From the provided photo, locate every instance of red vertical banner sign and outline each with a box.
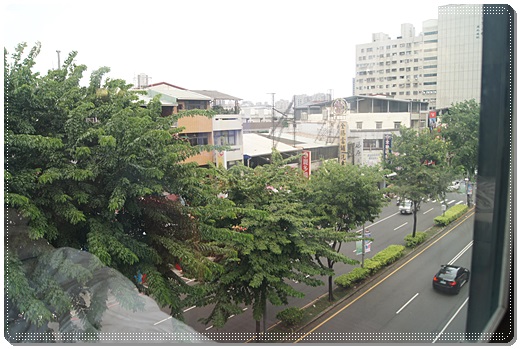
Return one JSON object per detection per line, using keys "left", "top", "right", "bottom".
{"left": 301, "top": 150, "right": 311, "bottom": 179}
{"left": 428, "top": 111, "right": 437, "bottom": 131}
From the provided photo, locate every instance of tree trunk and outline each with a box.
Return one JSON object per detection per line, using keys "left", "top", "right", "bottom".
{"left": 263, "top": 301, "right": 267, "bottom": 341}
{"left": 255, "top": 320, "right": 261, "bottom": 342}
{"left": 327, "top": 258, "right": 334, "bottom": 301}
{"left": 412, "top": 202, "right": 418, "bottom": 237}
{"left": 328, "top": 275, "right": 334, "bottom": 301}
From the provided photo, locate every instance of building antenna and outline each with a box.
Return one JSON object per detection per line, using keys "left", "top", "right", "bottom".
{"left": 56, "top": 50, "right": 61, "bottom": 69}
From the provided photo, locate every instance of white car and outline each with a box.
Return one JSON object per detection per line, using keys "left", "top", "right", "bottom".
{"left": 447, "top": 181, "right": 461, "bottom": 191}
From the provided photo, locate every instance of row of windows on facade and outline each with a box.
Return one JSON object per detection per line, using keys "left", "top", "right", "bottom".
{"left": 359, "top": 33, "right": 438, "bottom": 52}
{"left": 358, "top": 56, "right": 438, "bottom": 64}
{"left": 356, "top": 121, "right": 402, "bottom": 130}
{"left": 357, "top": 82, "right": 437, "bottom": 89}
{"left": 359, "top": 73, "right": 438, "bottom": 83}
{"left": 359, "top": 48, "right": 438, "bottom": 59}
{"left": 357, "top": 65, "right": 438, "bottom": 73}
{"left": 183, "top": 130, "right": 239, "bottom": 147}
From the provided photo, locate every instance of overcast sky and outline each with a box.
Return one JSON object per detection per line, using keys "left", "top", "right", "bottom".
{"left": 2, "top": 0, "right": 504, "bottom": 103}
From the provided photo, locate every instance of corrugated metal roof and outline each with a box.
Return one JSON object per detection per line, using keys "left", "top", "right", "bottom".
{"left": 191, "top": 90, "right": 242, "bottom": 101}
{"left": 146, "top": 84, "right": 212, "bottom": 101}
{"left": 138, "top": 90, "right": 178, "bottom": 106}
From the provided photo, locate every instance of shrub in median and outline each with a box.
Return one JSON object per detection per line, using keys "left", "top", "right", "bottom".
{"left": 434, "top": 204, "right": 469, "bottom": 226}
{"left": 404, "top": 232, "right": 428, "bottom": 247}
{"left": 334, "top": 245, "right": 405, "bottom": 288}
{"left": 370, "top": 244, "right": 405, "bottom": 267}
{"left": 276, "top": 307, "right": 304, "bottom": 327}
{"left": 334, "top": 267, "right": 371, "bottom": 288}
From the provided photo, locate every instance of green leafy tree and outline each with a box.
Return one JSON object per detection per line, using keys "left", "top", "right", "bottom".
{"left": 191, "top": 151, "right": 332, "bottom": 340}
{"left": 440, "top": 99, "right": 480, "bottom": 181}
{"left": 4, "top": 43, "right": 239, "bottom": 329}
{"left": 384, "top": 127, "right": 452, "bottom": 237}
{"left": 308, "top": 161, "right": 385, "bottom": 301}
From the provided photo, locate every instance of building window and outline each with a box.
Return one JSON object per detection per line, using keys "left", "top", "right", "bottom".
{"left": 394, "top": 121, "right": 402, "bottom": 129}
{"left": 184, "top": 133, "right": 209, "bottom": 146}
{"left": 376, "top": 121, "right": 382, "bottom": 129}
{"left": 214, "top": 130, "right": 237, "bottom": 146}
{"left": 356, "top": 122, "right": 363, "bottom": 129}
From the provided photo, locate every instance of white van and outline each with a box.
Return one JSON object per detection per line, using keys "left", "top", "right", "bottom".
{"left": 399, "top": 199, "right": 418, "bottom": 214}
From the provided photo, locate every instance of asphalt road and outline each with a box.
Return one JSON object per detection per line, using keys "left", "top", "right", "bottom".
{"left": 294, "top": 208, "right": 475, "bottom": 344}
{"left": 162, "top": 190, "right": 470, "bottom": 341}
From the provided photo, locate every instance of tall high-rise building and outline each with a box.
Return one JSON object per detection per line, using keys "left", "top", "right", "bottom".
{"left": 436, "top": 4, "right": 483, "bottom": 109}
{"left": 355, "top": 4, "right": 484, "bottom": 111}
{"left": 354, "top": 21, "right": 438, "bottom": 110}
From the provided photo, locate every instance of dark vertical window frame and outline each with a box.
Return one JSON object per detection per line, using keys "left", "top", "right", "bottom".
{"left": 465, "top": 4, "right": 515, "bottom": 343}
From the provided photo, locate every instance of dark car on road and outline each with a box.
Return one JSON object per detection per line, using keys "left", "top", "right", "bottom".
{"left": 432, "top": 265, "right": 470, "bottom": 294}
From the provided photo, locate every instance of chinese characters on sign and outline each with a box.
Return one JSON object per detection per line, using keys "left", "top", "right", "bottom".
{"left": 383, "top": 134, "right": 392, "bottom": 161}
{"left": 339, "top": 122, "right": 348, "bottom": 165}
{"left": 353, "top": 139, "right": 363, "bottom": 165}
{"left": 301, "top": 150, "right": 311, "bottom": 178}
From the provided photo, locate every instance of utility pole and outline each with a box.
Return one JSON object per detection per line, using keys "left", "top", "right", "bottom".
{"left": 56, "top": 50, "right": 61, "bottom": 69}
{"left": 268, "top": 93, "right": 275, "bottom": 156}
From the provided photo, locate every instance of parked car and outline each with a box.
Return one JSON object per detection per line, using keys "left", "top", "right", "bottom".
{"left": 432, "top": 265, "right": 470, "bottom": 294}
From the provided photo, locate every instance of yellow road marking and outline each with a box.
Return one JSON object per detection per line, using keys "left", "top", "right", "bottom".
{"left": 294, "top": 210, "right": 475, "bottom": 343}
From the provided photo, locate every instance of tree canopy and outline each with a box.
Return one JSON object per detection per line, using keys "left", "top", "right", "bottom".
{"left": 440, "top": 99, "right": 480, "bottom": 181}
{"left": 383, "top": 127, "right": 452, "bottom": 236}
{"left": 4, "top": 42, "right": 241, "bottom": 326}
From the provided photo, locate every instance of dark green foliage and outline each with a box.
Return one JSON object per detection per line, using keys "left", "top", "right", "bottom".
{"left": 4, "top": 43, "right": 239, "bottom": 328}
{"left": 440, "top": 100, "right": 480, "bottom": 181}
{"left": 384, "top": 127, "right": 453, "bottom": 236}
{"left": 276, "top": 307, "right": 305, "bottom": 327}
{"left": 308, "top": 161, "right": 385, "bottom": 300}
{"left": 191, "top": 152, "right": 333, "bottom": 333}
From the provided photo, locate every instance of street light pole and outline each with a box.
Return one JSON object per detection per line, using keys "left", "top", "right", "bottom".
{"left": 361, "top": 224, "right": 365, "bottom": 268}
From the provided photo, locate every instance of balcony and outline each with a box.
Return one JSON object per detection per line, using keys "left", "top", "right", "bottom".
{"left": 212, "top": 114, "right": 242, "bottom": 131}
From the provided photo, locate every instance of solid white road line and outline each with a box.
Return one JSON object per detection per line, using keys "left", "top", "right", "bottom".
{"left": 396, "top": 293, "right": 419, "bottom": 314}
{"left": 183, "top": 305, "right": 196, "bottom": 313}
{"left": 448, "top": 241, "right": 473, "bottom": 265}
{"left": 154, "top": 316, "right": 172, "bottom": 326}
{"left": 432, "top": 297, "right": 469, "bottom": 343}
{"left": 394, "top": 222, "right": 408, "bottom": 231}
{"left": 423, "top": 208, "right": 434, "bottom": 215}
{"left": 205, "top": 325, "right": 213, "bottom": 330}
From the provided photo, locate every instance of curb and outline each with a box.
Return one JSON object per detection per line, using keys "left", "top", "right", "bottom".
{"left": 270, "top": 207, "right": 475, "bottom": 340}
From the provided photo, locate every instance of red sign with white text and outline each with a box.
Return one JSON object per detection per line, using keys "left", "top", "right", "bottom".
{"left": 301, "top": 150, "right": 311, "bottom": 179}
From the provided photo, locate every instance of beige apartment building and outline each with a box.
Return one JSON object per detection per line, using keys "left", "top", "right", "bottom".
{"left": 139, "top": 82, "right": 244, "bottom": 169}
{"left": 355, "top": 4, "right": 483, "bottom": 112}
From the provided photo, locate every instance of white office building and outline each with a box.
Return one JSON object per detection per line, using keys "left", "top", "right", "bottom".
{"left": 355, "top": 4, "right": 484, "bottom": 112}
{"left": 355, "top": 21, "right": 438, "bottom": 109}
{"left": 436, "top": 4, "right": 483, "bottom": 109}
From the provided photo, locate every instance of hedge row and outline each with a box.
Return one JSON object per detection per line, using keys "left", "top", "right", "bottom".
{"left": 404, "top": 232, "right": 428, "bottom": 247}
{"left": 276, "top": 307, "right": 305, "bottom": 327}
{"left": 334, "top": 244, "right": 405, "bottom": 288}
{"left": 434, "top": 204, "right": 469, "bottom": 226}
